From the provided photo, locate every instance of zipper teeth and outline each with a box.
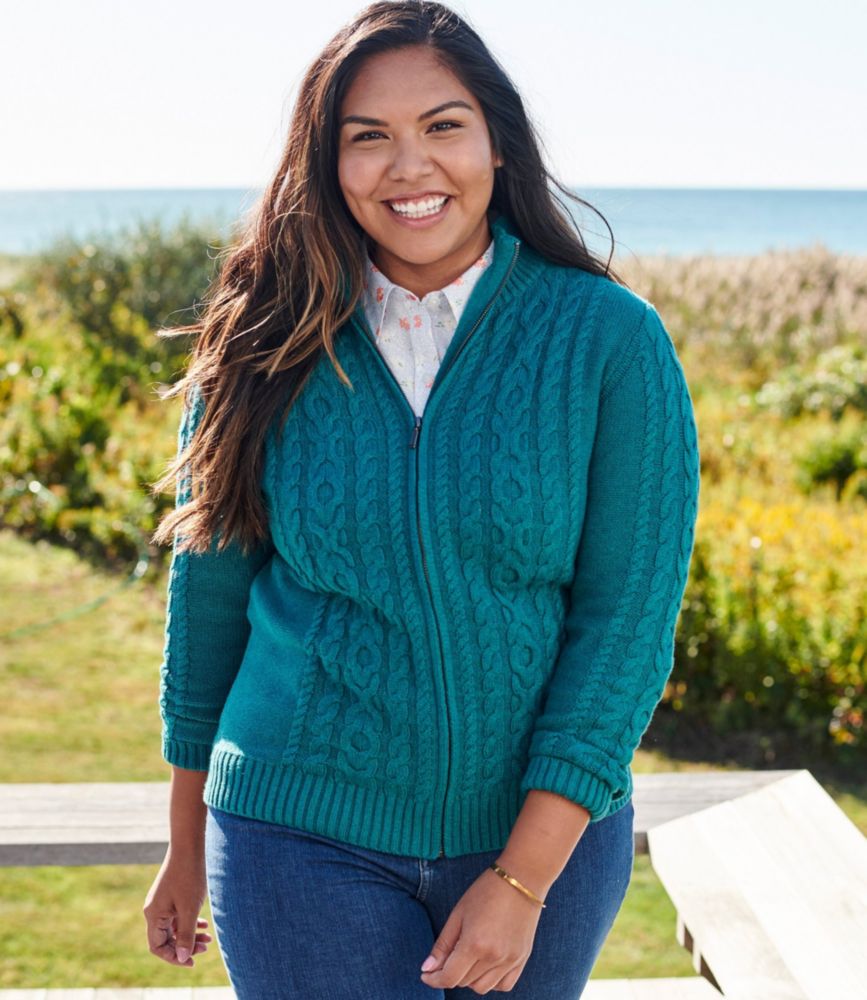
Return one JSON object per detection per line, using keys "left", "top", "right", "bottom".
{"left": 352, "top": 240, "right": 522, "bottom": 858}
{"left": 414, "top": 451, "right": 449, "bottom": 858}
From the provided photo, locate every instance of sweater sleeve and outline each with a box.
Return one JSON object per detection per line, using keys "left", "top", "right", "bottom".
{"left": 158, "top": 385, "right": 276, "bottom": 771}
{"left": 519, "top": 303, "right": 700, "bottom": 820}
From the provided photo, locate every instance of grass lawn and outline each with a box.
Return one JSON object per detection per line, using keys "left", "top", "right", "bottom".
{"left": 0, "top": 527, "right": 862, "bottom": 989}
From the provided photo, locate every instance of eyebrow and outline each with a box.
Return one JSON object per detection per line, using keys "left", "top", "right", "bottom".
{"left": 339, "top": 100, "right": 475, "bottom": 128}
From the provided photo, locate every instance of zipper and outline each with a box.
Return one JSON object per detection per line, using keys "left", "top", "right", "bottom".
{"left": 411, "top": 417, "right": 449, "bottom": 858}
{"left": 352, "top": 240, "right": 521, "bottom": 859}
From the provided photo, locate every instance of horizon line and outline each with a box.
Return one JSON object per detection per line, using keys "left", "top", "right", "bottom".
{"left": 1, "top": 183, "right": 866, "bottom": 194}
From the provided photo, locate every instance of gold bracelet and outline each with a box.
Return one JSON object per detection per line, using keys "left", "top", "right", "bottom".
{"left": 489, "top": 862, "right": 547, "bottom": 908}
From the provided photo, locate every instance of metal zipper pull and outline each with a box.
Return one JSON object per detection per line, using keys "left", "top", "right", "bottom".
{"left": 410, "top": 415, "right": 421, "bottom": 450}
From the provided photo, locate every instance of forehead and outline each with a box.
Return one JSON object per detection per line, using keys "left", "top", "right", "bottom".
{"left": 341, "top": 46, "right": 478, "bottom": 114}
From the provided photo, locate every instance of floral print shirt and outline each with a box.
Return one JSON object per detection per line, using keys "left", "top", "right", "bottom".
{"left": 360, "top": 239, "right": 495, "bottom": 416}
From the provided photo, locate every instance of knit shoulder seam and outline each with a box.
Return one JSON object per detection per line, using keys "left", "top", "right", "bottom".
{"left": 599, "top": 304, "right": 652, "bottom": 402}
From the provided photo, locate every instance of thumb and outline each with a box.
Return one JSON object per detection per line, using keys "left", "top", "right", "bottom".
{"left": 421, "top": 912, "right": 462, "bottom": 973}
{"left": 174, "top": 909, "right": 198, "bottom": 964}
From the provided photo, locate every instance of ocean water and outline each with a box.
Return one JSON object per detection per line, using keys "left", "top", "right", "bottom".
{"left": 0, "top": 187, "right": 865, "bottom": 258}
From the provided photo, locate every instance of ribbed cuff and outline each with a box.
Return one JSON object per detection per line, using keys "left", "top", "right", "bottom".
{"left": 162, "top": 735, "right": 213, "bottom": 772}
{"left": 519, "top": 754, "right": 628, "bottom": 822}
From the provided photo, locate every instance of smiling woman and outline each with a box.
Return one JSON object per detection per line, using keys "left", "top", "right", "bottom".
{"left": 143, "top": 2, "right": 700, "bottom": 998}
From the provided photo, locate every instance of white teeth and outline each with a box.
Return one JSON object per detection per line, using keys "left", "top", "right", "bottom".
{"left": 389, "top": 196, "right": 449, "bottom": 218}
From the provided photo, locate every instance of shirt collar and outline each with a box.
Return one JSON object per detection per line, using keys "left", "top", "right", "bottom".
{"left": 361, "top": 239, "right": 495, "bottom": 336}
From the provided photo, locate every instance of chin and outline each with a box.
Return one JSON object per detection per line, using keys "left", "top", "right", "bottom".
{"left": 385, "top": 225, "right": 476, "bottom": 256}
{"left": 386, "top": 242, "right": 457, "bottom": 264}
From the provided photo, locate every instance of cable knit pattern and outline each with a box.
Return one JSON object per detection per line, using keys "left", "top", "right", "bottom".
{"left": 158, "top": 213, "right": 701, "bottom": 859}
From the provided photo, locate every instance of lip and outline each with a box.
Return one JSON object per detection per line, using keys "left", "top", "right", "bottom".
{"left": 383, "top": 191, "right": 452, "bottom": 205}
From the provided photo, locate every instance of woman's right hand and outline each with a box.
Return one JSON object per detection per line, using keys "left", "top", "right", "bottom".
{"left": 143, "top": 846, "right": 213, "bottom": 966}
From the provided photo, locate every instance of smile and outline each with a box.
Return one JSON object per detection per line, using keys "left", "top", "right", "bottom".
{"left": 387, "top": 195, "right": 451, "bottom": 219}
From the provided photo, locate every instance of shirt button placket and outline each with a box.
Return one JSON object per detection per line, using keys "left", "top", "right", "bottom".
{"left": 417, "top": 294, "right": 445, "bottom": 414}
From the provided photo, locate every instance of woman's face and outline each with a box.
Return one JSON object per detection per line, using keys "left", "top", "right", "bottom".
{"left": 337, "top": 45, "right": 502, "bottom": 297}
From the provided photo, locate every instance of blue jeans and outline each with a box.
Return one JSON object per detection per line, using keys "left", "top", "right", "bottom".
{"left": 204, "top": 799, "right": 634, "bottom": 999}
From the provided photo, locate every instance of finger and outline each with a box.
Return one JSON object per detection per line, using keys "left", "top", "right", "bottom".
{"left": 469, "top": 959, "right": 519, "bottom": 993}
{"left": 151, "top": 939, "right": 190, "bottom": 966}
{"left": 455, "top": 957, "right": 488, "bottom": 989}
{"left": 420, "top": 912, "right": 462, "bottom": 972}
{"left": 422, "top": 947, "right": 478, "bottom": 990}
{"left": 192, "top": 934, "right": 213, "bottom": 955}
{"left": 174, "top": 908, "right": 201, "bottom": 963}
{"left": 146, "top": 913, "right": 195, "bottom": 966}
{"left": 146, "top": 913, "right": 176, "bottom": 955}
{"left": 148, "top": 932, "right": 191, "bottom": 967}
{"left": 493, "top": 962, "right": 525, "bottom": 992}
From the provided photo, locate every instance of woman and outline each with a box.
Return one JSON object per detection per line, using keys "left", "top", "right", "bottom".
{"left": 143, "top": 2, "right": 700, "bottom": 997}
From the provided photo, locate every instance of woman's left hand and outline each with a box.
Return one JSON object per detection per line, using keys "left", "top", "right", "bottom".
{"left": 419, "top": 864, "right": 545, "bottom": 994}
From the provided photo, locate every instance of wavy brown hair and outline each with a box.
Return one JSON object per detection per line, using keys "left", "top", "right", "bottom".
{"left": 149, "top": 0, "right": 628, "bottom": 558}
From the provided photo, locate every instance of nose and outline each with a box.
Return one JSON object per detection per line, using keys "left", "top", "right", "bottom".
{"left": 387, "top": 135, "right": 435, "bottom": 183}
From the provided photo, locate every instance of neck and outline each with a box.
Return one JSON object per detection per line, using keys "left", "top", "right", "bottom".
{"left": 371, "top": 217, "right": 492, "bottom": 298}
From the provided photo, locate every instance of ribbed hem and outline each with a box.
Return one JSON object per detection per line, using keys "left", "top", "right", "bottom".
{"left": 203, "top": 748, "right": 531, "bottom": 859}
{"left": 162, "top": 736, "right": 212, "bottom": 772}
{"left": 519, "top": 754, "right": 633, "bottom": 823}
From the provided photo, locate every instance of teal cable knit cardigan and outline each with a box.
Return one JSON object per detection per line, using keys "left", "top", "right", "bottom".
{"left": 159, "top": 213, "right": 701, "bottom": 859}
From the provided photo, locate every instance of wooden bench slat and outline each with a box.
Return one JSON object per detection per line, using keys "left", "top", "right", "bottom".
{"left": 0, "top": 992, "right": 236, "bottom": 999}
{"left": 648, "top": 770, "right": 867, "bottom": 1000}
{"left": 0, "top": 991, "right": 235, "bottom": 998}
{"left": 0, "top": 771, "right": 802, "bottom": 867}
{"left": 583, "top": 976, "right": 734, "bottom": 998}
{"left": 630, "top": 769, "right": 800, "bottom": 853}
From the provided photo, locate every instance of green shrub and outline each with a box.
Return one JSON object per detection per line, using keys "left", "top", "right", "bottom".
{"left": 796, "top": 422, "right": 867, "bottom": 500}
{"left": 755, "top": 343, "right": 867, "bottom": 420}
{"left": 0, "top": 216, "right": 229, "bottom": 567}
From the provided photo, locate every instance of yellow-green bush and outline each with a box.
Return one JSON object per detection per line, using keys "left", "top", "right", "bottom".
{"left": 675, "top": 495, "right": 866, "bottom": 751}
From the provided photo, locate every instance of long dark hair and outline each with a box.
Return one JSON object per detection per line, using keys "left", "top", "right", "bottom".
{"left": 150, "top": 0, "right": 627, "bottom": 556}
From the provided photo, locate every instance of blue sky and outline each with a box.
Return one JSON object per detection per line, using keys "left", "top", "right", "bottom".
{"left": 3, "top": 0, "right": 863, "bottom": 190}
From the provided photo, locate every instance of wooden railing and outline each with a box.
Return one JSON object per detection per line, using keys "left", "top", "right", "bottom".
{"left": 1, "top": 768, "right": 864, "bottom": 999}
